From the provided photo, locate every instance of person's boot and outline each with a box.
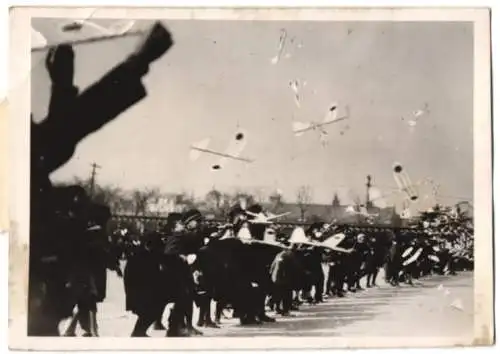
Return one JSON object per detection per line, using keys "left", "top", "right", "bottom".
{"left": 153, "top": 318, "right": 166, "bottom": 330}
{"left": 166, "top": 327, "right": 190, "bottom": 337}
{"left": 240, "top": 315, "right": 258, "bottom": 325}
{"left": 187, "top": 326, "right": 203, "bottom": 336}
{"left": 204, "top": 319, "right": 220, "bottom": 328}
{"left": 88, "top": 310, "right": 99, "bottom": 337}
{"left": 131, "top": 317, "right": 151, "bottom": 337}
{"left": 63, "top": 313, "right": 79, "bottom": 337}
{"left": 258, "top": 314, "right": 276, "bottom": 323}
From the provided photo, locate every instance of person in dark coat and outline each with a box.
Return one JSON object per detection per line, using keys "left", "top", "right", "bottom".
{"left": 305, "top": 223, "right": 326, "bottom": 303}
{"left": 269, "top": 247, "right": 302, "bottom": 316}
{"left": 365, "top": 230, "right": 388, "bottom": 288}
{"left": 63, "top": 204, "right": 119, "bottom": 337}
{"left": 163, "top": 209, "right": 205, "bottom": 337}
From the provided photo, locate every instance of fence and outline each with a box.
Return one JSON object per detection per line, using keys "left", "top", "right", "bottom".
{"left": 110, "top": 213, "right": 411, "bottom": 234}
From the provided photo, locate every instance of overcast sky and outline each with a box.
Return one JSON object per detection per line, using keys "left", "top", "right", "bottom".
{"left": 31, "top": 19, "right": 473, "bottom": 212}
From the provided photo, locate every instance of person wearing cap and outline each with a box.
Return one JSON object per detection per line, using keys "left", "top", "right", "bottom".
{"left": 348, "top": 233, "right": 371, "bottom": 291}
{"left": 303, "top": 223, "right": 327, "bottom": 303}
{"left": 161, "top": 209, "right": 206, "bottom": 337}
{"left": 246, "top": 204, "right": 268, "bottom": 241}
{"left": 364, "top": 230, "right": 386, "bottom": 288}
{"left": 384, "top": 229, "right": 403, "bottom": 286}
{"left": 124, "top": 211, "right": 194, "bottom": 337}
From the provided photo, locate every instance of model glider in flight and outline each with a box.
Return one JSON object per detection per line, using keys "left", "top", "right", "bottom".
{"left": 392, "top": 162, "right": 419, "bottom": 202}
{"left": 31, "top": 19, "right": 141, "bottom": 52}
{"left": 292, "top": 104, "right": 350, "bottom": 145}
{"left": 60, "top": 19, "right": 136, "bottom": 35}
{"left": 189, "top": 130, "right": 254, "bottom": 170}
{"left": 245, "top": 210, "right": 291, "bottom": 224}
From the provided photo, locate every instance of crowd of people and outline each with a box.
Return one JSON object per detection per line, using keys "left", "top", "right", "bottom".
{"left": 76, "top": 202, "right": 472, "bottom": 338}
{"left": 28, "top": 20, "right": 474, "bottom": 338}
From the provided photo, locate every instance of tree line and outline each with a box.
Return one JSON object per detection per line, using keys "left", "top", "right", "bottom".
{"left": 56, "top": 177, "right": 383, "bottom": 223}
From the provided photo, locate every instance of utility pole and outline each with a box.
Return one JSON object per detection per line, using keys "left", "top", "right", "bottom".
{"left": 89, "top": 162, "right": 101, "bottom": 198}
{"left": 365, "top": 175, "right": 373, "bottom": 210}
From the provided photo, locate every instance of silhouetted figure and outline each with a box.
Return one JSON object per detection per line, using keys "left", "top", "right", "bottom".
{"left": 28, "top": 22, "right": 174, "bottom": 336}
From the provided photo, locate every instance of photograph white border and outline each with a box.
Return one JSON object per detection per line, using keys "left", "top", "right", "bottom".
{"left": 7, "top": 6, "right": 493, "bottom": 350}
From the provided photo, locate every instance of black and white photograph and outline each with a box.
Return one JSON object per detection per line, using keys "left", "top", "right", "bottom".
{"left": 8, "top": 7, "right": 493, "bottom": 350}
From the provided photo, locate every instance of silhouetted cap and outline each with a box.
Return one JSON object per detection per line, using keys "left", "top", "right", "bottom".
{"left": 247, "top": 204, "right": 263, "bottom": 215}
{"left": 163, "top": 212, "right": 183, "bottom": 233}
{"left": 183, "top": 209, "right": 203, "bottom": 225}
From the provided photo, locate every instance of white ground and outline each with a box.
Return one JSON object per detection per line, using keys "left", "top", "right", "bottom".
{"left": 60, "top": 266, "right": 474, "bottom": 339}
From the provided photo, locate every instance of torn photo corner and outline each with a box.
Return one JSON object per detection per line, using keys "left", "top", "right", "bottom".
{"left": 7, "top": 6, "right": 493, "bottom": 351}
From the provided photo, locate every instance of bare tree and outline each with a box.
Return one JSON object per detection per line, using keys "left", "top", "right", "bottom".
{"left": 205, "top": 189, "right": 232, "bottom": 217}
{"left": 332, "top": 192, "right": 341, "bottom": 207}
{"left": 131, "top": 188, "right": 161, "bottom": 216}
{"left": 172, "top": 191, "right": 197, "bottom": 212}
{"left": 232, "top": 192, "right": 256, "bottom": 209}
{"left": 253, "top": 188, "right": 267, "bottom": 205}
{"left": 296, "top": 185, "right": 313, "bottom": 222}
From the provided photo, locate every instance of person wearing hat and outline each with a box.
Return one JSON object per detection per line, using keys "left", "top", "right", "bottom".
{"left": 246, "top": 204, "right": 269, "bottom": 241}
{"left": 227, "top": 204, "right": 248, "bottom": 236}
{"left": 163, "top": 209, "right": 205, "bottom": 337}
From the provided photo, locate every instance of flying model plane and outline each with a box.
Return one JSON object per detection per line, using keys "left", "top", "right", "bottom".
{"left": 60, "top": 19, "right": 136, "bottom": 35}
{"left": 245, "top": 210, "right": 291, "bottom": 224}
{"left": 189, "top": 129, "right": 254, "bottom": 170}
{"left": 31, "top": 19, "right": 142, "bottom": 52}
{"left": 292, "top": 104, "right": 350, "bottom": 144}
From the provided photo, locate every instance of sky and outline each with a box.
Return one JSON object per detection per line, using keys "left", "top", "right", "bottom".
{"left": 31, "top": 19, "right": 473, "bottom": 212}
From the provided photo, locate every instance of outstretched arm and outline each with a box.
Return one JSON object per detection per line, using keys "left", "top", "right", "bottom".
{"left": 35, "top": 22, "right": 174, "bottom": 174}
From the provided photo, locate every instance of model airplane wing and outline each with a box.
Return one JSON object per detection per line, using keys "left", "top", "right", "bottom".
{"left": 403, "top": 248, "right": 423, "bottom": 266}
{"left": 31, "top": 27, "right": 47, "bottom": 48}
{"left": 107, "top": 20, "right": 136, "bottom": 35}
{"left": 322, "top": 233, "right": 345, "bottom": 249}
{"left": 189, "top": 138, "right": 211, "bottom": 161}
{"left": 212, "top": 129, "right": 251, "bottom": 170}
{"left": 60, "top": 19, "right": 135, "bottom": 36}
{"left": 292, "top": 121, "right": 313, "bottom": 135}
{"left": 31, "top": 18, "right": 143, "bottom": 52}
{"left": 317, "top": 116, "right": 349, "bottom": 127}
{"left": 265, "top": 212, "right": 291, "bottom": 221}
{"left": 245, "top": 210, "right": 261, "bottom": 218}
{"left": 323, "top": 103, "right": 339, "bottom": 122}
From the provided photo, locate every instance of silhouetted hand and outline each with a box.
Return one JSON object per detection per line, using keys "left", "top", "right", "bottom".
{"left": 45, "top": 45, "right": 74, "bottom": 86}
{"left": 132, "top": 22, "right": 173, "bottom": 67}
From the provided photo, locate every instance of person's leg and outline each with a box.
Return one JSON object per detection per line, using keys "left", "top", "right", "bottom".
{"left": 87, "top": 302, "right": 99, "bottom": 337}
{"left": 131, "top": 311, "right": 156, "bottom": 337}
{"left": 315, "top": 267, "right": 325, "bottom": 303}
{"left": 166, "top": 303, "right": 190, "bottom": 337}
{"left": 185, "top": 300, "right": 203, "bottom": 335}
{"left": 63, "top": 307, "right": 79, "bottom": 336}
{"left": 153, "top": 307, "right": 166, "bottom": 330}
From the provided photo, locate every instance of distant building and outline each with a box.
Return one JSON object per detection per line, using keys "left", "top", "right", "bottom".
{"left": 261, "top": 202, "right": 401, "bottom": 226}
